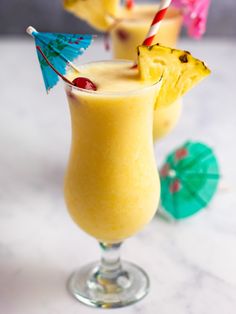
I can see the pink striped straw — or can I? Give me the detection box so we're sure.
[126,0,134,10]
[143,0,172,46]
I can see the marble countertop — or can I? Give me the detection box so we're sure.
[0,38,236,314]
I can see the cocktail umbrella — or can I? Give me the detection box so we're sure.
[26,26,93,92]
[160,141,220,219]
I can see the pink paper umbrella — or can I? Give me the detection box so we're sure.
[172,0,211,39]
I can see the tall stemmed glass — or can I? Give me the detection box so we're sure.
[64,60,161,308]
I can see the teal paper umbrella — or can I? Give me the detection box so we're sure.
[160,141,220,219]
[26,26,94,92]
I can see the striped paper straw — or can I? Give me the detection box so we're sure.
[143,0,172,46]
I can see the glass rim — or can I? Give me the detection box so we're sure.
[107,4,183,24]
[64,60,162,97]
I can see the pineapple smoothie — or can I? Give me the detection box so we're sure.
[110,4,183,141]
[63,1,183,141]
[110,4,182,60]
[64,61,161,243]
[63,44,210,243]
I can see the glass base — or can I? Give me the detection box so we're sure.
[67,261,150,309]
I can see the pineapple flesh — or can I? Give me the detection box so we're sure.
[63,0,120,31]
[138,44,211,108]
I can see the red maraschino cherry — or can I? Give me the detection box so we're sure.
[72,77,97,91]
[35,46,97,91]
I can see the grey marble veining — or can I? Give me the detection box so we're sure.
[0,38,236,314]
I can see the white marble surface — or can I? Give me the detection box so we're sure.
[0,38,236,314]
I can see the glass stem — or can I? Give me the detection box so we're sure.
[98,242,123,280]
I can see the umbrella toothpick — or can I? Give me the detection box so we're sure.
[160,141,220,220]
[26,26,94,91]
[27,26,80,73]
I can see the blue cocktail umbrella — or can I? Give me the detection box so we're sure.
[26,26,94,92]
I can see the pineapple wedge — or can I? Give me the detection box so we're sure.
[63,0,119,31]
[138,44,211,108]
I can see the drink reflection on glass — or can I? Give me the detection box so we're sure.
[109,3,183,141]
[64,61,161,308]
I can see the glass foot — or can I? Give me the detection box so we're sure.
[67,261,150,309]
